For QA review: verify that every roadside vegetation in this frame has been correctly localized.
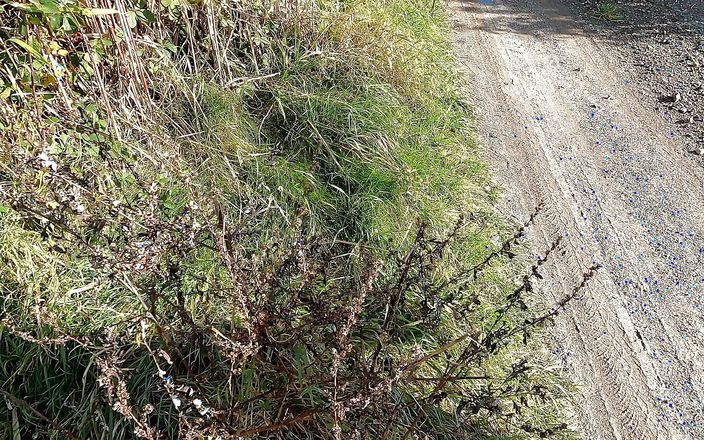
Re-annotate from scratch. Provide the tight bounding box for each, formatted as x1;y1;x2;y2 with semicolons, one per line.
594;1;623;21
0;0;583;438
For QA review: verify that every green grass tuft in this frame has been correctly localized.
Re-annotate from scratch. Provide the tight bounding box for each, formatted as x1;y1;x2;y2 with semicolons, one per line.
594;1;624;21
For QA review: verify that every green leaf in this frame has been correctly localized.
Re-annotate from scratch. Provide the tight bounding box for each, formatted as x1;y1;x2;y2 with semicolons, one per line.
125;10;137;28
136;8;156;23
62;15;79;32
83;103;98;115
36;0;60;14
8;2;36;12
47;14;62;31
8;38;46;64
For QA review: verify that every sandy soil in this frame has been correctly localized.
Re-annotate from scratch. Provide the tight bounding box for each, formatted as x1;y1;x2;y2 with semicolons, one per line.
450;0;704;438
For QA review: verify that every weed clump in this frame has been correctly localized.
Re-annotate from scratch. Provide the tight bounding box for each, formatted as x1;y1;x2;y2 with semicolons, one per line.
594;1;624;21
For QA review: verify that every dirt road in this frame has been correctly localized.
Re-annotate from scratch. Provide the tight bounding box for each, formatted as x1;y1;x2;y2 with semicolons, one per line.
450;0;704;438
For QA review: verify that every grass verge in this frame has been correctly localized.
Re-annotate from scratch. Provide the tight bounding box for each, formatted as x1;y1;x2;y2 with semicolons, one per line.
594;1;624;21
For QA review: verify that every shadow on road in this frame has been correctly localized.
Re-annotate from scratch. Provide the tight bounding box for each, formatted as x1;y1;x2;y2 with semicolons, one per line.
453;0;703;41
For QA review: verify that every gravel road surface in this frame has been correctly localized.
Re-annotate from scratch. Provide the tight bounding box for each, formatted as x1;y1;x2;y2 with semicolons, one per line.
451;0;704;438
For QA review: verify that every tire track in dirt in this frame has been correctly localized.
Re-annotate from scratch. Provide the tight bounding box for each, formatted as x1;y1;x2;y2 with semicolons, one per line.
451;0;704;438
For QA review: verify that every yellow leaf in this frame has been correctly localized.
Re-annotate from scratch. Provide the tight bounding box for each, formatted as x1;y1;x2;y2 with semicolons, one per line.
82;8;118;15
40;74;58;87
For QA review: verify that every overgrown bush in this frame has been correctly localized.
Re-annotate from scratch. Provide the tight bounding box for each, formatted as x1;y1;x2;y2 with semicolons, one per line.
0;0;586;438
